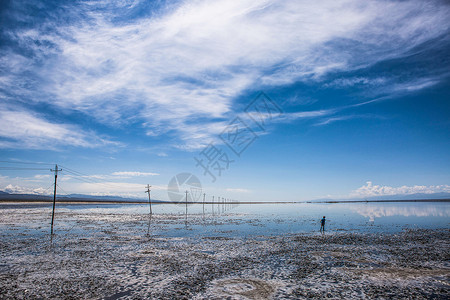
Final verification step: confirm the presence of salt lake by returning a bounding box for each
[0,201,448,299]
[0,201,448,238]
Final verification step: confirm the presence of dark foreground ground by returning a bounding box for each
[0,212,448,299]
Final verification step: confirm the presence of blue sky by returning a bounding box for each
[0,0,449,201]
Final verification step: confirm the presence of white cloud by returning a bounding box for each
[2,0,449,149]
[61,172,159,183]
[111,171,159,177]
[391,77,441,93]
[350,181,450,198]
[0,181,166,199]
[71,181,167,198]
[325,77,388,88]
[0,105,118,149]
[237,108,335,130]
[34,174,51,179]
[2,184,49,195]
[226,188,251,193]
[313,114,383,126]
[352,204,450,221]
[314,116,354,126]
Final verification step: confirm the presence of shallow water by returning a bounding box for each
[0,201,448,239]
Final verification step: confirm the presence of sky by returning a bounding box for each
[0,0,449,202]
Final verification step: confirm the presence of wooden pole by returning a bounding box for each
[145,184,152,214]
[50,164,62,235]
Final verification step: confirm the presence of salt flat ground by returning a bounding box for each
[0,203,449,299]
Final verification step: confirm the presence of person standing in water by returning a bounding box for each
[320,216,326,232]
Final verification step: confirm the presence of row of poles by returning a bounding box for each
[49,166,240,235]
[144,184,238,215]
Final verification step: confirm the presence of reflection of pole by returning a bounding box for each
[50,164,62,235]
[185,190,188,215]
[212,196,214,215]
[145,184,152,214]
[202,193,205,216]
[184,190,188,227]
[147,213,152,236]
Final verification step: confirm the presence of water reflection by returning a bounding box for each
[147,214,152,236]
[352,203,450,221]
[1,202,448,238]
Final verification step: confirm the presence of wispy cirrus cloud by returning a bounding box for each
[325,77,388,88]
[226,188,251,193]
[0,104,118,149]
[61,171,159,182]
[313,114,385,127]
[314,115,355,127]
[1,0,449,149]
[111,171,159,177]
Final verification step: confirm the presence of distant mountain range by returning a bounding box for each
[0,191,449,203]
[0,191,162,203]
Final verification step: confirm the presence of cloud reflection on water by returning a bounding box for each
[351,203,450,222]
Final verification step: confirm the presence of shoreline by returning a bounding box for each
[0,198,449,205]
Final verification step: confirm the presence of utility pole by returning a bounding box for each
[145,184,152,214]
[50,164,62,235]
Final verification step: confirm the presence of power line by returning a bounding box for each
[0,167,49,170]
[42,183,56,194]
[59,165,92,177]
[60,166,99,179]
[61,169,113,186]
[60,166,143,191]
[0,160,54,166]
[0,163,127,191]
[60,165,120,187]
[56,183,70,196]
[62,172,114,187]
[1,162,152,197]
